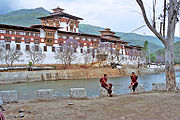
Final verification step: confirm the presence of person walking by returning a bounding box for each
[129,72,138,93]
[99,74,113,97]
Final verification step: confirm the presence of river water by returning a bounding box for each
[0,71,179,100]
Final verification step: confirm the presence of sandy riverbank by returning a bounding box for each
[3,91,180,120]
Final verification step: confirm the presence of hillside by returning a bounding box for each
[0,7,180,53]
[156,41,180,63]
[79,24,164,52]
[0,7,50,26]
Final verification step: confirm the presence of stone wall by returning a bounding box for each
[0,67,165,84]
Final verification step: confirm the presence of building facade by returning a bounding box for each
[0,7,144,65]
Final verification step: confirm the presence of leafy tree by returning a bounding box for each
[150,53,157,63]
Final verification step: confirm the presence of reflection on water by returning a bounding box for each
[0,71,179,100]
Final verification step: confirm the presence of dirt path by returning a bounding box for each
[3,91,180,120]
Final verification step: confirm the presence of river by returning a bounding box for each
[0,71,179,100]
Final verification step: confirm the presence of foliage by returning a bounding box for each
[29,62,32,67]
[155,41,180,63]
[150,53,157,63]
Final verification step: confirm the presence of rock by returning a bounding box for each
[19,113,25,118]
[68,102,74,105]
[36,89,54,100]
[69,88,87,99]
[18,108,25,113]
[0,90,17,103]
[6,113,16,119]
[100,87,116,97]
[152,83,166,91]
[129,84,145,93]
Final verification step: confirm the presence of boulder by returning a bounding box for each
[0,90,17,103]
[36,89,54,100]
[129,84,145,93]
[152,83,166,91]
[69,88,87,99]
[100,87,116,97]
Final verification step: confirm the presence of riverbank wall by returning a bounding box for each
[0,67,167,84]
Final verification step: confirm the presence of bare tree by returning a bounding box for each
[136,0,179,90]
[96,43,109,67]
[26,45,46,65]
[83,50,93,68]
[54,46,76,69]
[1,46,23,66]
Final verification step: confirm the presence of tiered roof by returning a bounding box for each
[38,7,83,20]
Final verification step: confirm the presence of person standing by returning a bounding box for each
[129,72,138,93]
[0,105,5,120]
[99,74,113,97]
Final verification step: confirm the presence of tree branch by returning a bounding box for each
[136,0,166,45]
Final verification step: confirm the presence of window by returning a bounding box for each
[6,30,12,34]
[46,39,53,46]
[80,43,83,47]
[87,49,90,53]
[26,32,29,36]
[52,47,55,52]
[15,37,21,43]
[80,48,83,53]
[0,30,6,34]
[74,47,77,53]
[87,43,90,48]
[16,44,20,50]
[16,31,20,35]
[34,39,40,44]
[35,33,39,37]
[60,47,63,52]
[5,36,11,42]
[74,28,76,32]
[35,45,39,51]
[66,26,68,31]
[20,32,24,36]
[26,45,30,51]
[44,46,47,52]
[6,44,10,50]
[25,38,30,44]
[11,30,15,35]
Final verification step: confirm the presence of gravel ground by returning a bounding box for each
[3,91,180,120]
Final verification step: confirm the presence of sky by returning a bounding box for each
[0,0,179,37]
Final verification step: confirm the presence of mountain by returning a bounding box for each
[0,7,179,53]
[0,7,50,26]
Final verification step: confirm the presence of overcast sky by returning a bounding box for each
[0,0,179,37]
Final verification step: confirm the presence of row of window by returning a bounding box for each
[3,36,40,44]
[0,29,40,37]
[5,44,96,53]
[58,35,98,42]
